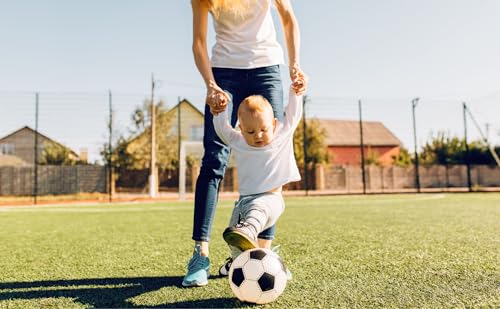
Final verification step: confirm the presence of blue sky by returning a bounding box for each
[1,0,499,162]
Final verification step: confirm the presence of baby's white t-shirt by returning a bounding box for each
[213,88,302,195]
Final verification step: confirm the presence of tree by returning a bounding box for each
[101,99,178,170]
[364,147,381,166]
[40,142,78,165]
[419,131,496,165]
[293,118,328,166]
[391,147,412,167]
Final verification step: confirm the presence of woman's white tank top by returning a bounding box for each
[210,0,285,69]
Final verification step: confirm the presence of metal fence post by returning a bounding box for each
[34,92,39,204]
[358,99,366,194]
[108,90,113,202]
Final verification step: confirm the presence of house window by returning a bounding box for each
[190,126,204,141]
[0,143,15,155]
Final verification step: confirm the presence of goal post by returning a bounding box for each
[179,140,204,201]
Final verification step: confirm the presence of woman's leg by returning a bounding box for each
[182,102,231,287]
[191,68,247,247]
[249,65,284,121]
[191,104,231,252]
[183,68,248,287]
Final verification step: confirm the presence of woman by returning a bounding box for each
[183,0,307,287]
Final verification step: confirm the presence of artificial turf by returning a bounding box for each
[0,193,498,308]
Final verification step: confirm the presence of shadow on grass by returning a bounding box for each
[0,276,239,308]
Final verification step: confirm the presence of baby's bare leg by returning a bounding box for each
[258,238,272,249]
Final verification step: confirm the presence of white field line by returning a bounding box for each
[289,193,448,206]
[0,203,193,213]
[0,207,188,213]
[0,194,450,213]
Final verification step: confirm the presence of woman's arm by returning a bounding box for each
[274,0,308,95]
[191,0,229,114]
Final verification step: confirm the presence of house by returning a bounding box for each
[167,99,205,143]
[0,126,79,165]
[0,154,29,167]
[122,99,205,169]
[316,119,401,166]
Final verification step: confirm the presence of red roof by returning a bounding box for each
[316,119,401,147]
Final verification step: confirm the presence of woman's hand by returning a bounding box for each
[290,64,308,95]
[206,81,230,115]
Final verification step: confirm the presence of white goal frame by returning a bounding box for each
[179,140,204,201]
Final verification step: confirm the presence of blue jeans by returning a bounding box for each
[192,65,284,242]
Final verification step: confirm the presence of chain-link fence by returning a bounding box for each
[1,90,499,204]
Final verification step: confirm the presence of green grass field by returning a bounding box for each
[0,193,499,308]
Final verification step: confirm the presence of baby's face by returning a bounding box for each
[239,111,276,147]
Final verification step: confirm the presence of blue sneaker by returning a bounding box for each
[182,245,210,287]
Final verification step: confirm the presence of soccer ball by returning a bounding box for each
[228,248,288,304]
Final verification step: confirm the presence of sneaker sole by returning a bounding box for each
[219,267,229,276]
[182,277,209,287]
[223,230,257,251]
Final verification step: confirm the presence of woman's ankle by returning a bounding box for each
[196,241,209,256]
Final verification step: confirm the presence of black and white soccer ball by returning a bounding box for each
[228,248,287,304]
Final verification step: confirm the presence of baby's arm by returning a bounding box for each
[284,87,303,131]
[213,109,238,145]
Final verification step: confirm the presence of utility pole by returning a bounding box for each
[411,97,421,193]
[149,74,157,198]
[463,102,472,191]
[302,95,308,196]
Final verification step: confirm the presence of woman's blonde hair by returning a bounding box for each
[206,0,259,19]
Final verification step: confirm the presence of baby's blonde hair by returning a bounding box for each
[238,95,273,120]
[205,0,256,19]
